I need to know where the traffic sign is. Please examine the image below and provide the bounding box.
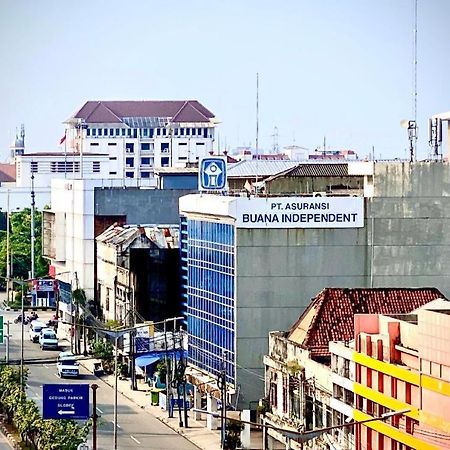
[43,384,90,420]
[77,443,90,450]
[199,157,227,191]
[0,316,3,344]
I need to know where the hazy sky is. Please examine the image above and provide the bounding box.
[0,0,449,161]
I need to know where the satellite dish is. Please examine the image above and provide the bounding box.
[400,119,409,129]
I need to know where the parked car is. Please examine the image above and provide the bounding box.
[39,328,59,350]
[57,351,80,378]
[29,321,47,343]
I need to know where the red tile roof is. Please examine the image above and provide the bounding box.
[71,100,215,124]
[0,163,16,182]
[288,287,446,358]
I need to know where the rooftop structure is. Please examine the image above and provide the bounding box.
[288,287,445,359]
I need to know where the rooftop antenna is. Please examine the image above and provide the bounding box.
[399,0,418,163]
[255,73,259,189]
[271,126,279,154]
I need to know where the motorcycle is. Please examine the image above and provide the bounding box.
[14,314,29,325]
[29,312,39,321]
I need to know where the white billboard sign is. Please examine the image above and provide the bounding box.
[235,197,364,229]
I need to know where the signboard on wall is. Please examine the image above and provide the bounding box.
[32,279,58,292]
[198,157,227,191]
[235,197,364,229]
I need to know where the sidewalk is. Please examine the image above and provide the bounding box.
[78,357,223,450]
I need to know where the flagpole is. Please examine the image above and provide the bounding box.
[64,130,67,179]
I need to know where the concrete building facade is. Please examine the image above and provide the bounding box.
[180,161,450,410]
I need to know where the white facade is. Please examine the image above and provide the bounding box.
[65,122,214,182]
[15,153,113,188]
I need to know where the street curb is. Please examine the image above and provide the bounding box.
[0,415,22,450]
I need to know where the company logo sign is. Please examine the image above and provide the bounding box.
[235,197,364,229]
[199,157,227,191]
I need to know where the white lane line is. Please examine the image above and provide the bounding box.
[53,374,59,379]
[111,421,121,429]
[96,407,103,414]
[130,435,141,444]
[43,364,49,369]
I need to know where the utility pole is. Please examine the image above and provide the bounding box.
[5,320,10,364]
[113,334,119,450]
[30,162,35,280]
[218,351,228,449]
[20,284,24,390]
[6,189,10,306]
[91,383,99,450]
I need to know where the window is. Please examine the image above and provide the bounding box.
[203,128,208,138]
[174,128,179,136]
[149,128,154,138]
[109,171,117,175]
[31,162,38,173]
[93,162,100,173]
[162,128,167,136]
[87,129,91,136]
[191,128,196,136]
[161,157,169,167]
[186,128,190,136]
[179,142,187,146]
[126,157,134,168]
[161,143,170,153]
[126,143,134,153]
[141,172,151,178]
[180,128,185,136]
[108,142,117,146]
[127,129,132,137]
[142,128,148,137]
[92,128,97,136]
[141,143,150,151]
[157,128,161,136]
[133,129,138,138]
[179,156,187,160]
[121,129,126,136]
[104,128,108,136]
[98,129,103,136]
[115,129,120,136]
[50,161,80,173]
[90,142,99,146]
[126,172,134,178]
[141,157,153,166]
[196,142,205,146]
[197,128,202,135]
[109,128,114,136]
[109,157,117,160]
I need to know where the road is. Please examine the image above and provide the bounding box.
[1,308,200,450]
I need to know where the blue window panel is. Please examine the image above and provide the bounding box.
[86,128,91,136]
[182,218,236,383]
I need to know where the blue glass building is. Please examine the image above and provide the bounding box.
[181,217,235,384]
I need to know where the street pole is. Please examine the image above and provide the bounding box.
[5,320,9,364]
[30,166,35,280]
[6,189,10,306]
[91,383,98,450]
[113,334,118,450]
[20,284,24,390]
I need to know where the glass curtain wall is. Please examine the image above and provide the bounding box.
[181,217,235,383]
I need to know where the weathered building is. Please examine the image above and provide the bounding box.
[262,288,446,449]
[96,224,179,324]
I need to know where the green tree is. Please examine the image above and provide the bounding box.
[0,208,48,281]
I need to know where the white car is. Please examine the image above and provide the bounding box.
[29,321,46,343]
[39,328,59,350]
[57,351,80,378]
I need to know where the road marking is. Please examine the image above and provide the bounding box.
[53,374,59,379]
[130,435,141,444]
[96,407,103,414]
[43,364,49,369]
[111,421,121,429]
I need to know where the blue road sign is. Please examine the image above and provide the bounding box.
[199,157,227,191]
[43,384,90,420]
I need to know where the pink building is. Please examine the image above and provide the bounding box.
[354,302,450,450]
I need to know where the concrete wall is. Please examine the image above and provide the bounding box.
[234,161,450,405]
[94,188,195,225]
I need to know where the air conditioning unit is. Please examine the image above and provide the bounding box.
[313,192,326,197]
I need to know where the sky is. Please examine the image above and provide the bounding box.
[0,0,449,161]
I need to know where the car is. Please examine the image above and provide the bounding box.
[39,328,59,350]
[57,351,80,378]
[29,321,47,343]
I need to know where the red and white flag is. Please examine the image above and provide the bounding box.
[59,133,66,145]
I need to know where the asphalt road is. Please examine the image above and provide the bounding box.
[1,308,200,450]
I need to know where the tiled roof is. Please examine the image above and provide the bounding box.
[70,100,215,124]
[287,163,348,177]
[0,163,16,182]
[288,287,446,358]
